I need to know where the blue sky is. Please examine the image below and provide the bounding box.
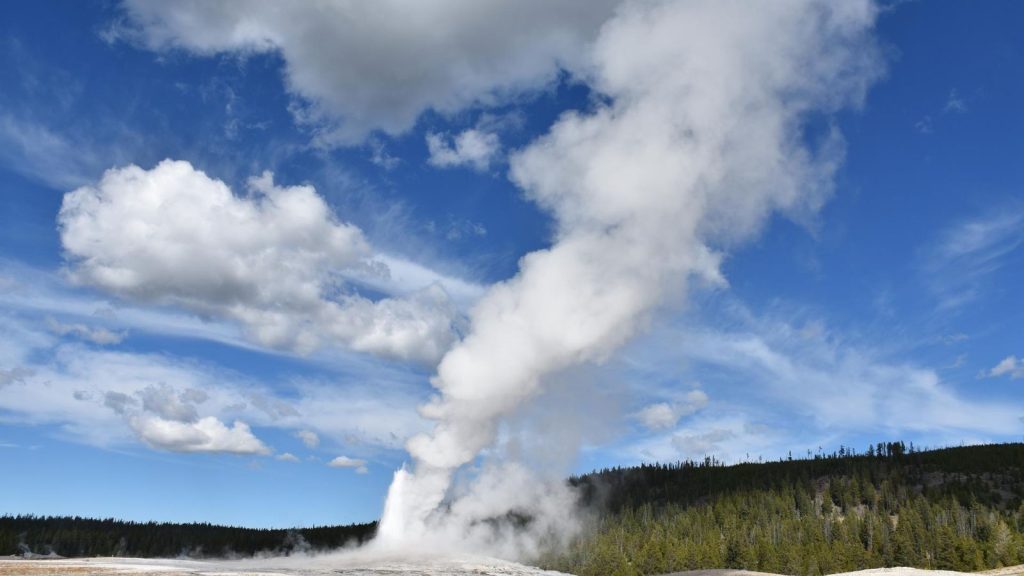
[0,1,1022,529]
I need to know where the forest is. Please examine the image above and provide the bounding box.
[3,441,1023,576]
[540,442,1024,575]
[0,515,376,558]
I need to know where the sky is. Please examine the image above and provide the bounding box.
[0,0,1022,530]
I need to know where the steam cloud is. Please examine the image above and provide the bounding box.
[375,0,881,557]
[101,0,885,560]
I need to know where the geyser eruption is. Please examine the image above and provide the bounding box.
[377,0,882,555]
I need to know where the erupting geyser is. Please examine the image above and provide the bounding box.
[375,0,882,557]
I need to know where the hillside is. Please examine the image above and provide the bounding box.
[539,442,1024,576]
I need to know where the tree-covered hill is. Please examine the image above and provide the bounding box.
[540,442,1024,576]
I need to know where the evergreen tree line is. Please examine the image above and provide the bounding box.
[539,442,1024,576]
[0,515,376,558]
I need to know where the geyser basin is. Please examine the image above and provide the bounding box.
[0,553,571,576]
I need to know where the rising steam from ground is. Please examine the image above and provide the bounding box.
[375,0,882,558]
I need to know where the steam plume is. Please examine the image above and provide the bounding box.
[377,0,882,556]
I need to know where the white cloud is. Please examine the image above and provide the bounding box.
[2,258,476,367]
[0,311,431,455]
[915,89,968,136]
[384,0,884,549]
[923,204,1024,309]
[1,260,269,356]
[276,452,300,463]
[135,383,204,422]
[988,355,1024,379]
[914,115,933,134]
[0,115,101,190]
[369,140,400,170]
[296,429,319,448]
[641,300,1024,441]
[426,129,500,172]
[95,379,269,455]
[127,414,269,455]
[615,300,1024,464]
[0,367,33,388]
[345,253,485,310]
[626,413,789,464]
[672,428,735,456]
[289,378,428,452]
[443,219,487,242]
[944,88,967,113]
[328,455,368,474]
[58,159,459,363]
[636,390,709,431]
[117,0,620,144]
[46,316,125,345]
[637,403,674,431]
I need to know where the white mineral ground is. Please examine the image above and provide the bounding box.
[2,556,1022,576]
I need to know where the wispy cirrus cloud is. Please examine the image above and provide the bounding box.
[45,316,125,345]
[613,295,1023,464]
[0,115,106,190]
[0,306,431,457]
[922,203,1024,309]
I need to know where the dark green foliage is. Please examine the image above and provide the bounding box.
[0,515,376,558]
[541,442,1024,576]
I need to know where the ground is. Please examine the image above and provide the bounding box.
[2,559,1023,576]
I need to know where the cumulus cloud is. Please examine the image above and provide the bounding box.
[637,390,709,431]
[59,159,459,363]
[116,0,619,144]
[988,355,1024,379]
[276,452,300,463]
[136,383,203,422]
[128,415,269,455]
[46,317,125,345]
[103,390,136,415]
[328,455,368,474]
[380,0,883,552]
[99,381,269,455]
[296,429,319,448]
[426,129,500,172]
